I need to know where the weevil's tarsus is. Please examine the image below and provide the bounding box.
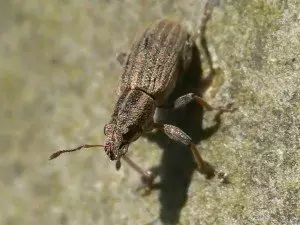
[137,170,160,196]
[116,52,127,65]
[190,143,215,179]
[122,155,158,195]
[49,144,104,160]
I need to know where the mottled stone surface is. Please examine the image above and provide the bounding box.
[1,0,299,224]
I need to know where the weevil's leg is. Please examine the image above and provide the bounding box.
[200,1,214,75]
[192,1,218,90]
[122,155,156,184]
[116,52,127,65]
[200,107,228,140]
[160,93,235,112]
[154,123,226,180]
[122,155,159,196]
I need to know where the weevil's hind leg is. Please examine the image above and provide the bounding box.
[116,52,127,65]
[154,123,227,182]
[122,155,159,196]
[159,92,235,113]
[192,1,218,91]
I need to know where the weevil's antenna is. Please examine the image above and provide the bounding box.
[49,144,104,160]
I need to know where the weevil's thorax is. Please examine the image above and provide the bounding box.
[103,89,156,160]
[113,89,156,134]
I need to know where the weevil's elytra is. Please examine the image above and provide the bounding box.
[50,2,235,192]
[119,19,193,103]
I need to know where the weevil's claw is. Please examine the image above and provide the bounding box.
[196,161,215,179]
[220,102,238,113]
[135,171,157,196]
[136,185,152,196]
[116,52,127,65]
[213,103,237,123]
[196,162,229,184]
[215,170,230,184]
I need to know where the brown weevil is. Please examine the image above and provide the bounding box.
[50,1,235,190]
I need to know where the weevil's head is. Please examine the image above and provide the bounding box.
[103,123,129,161]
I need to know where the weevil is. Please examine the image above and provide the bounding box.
[50,2,234,190]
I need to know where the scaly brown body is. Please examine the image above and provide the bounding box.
[50,2,235,192]
[104,19,196,161]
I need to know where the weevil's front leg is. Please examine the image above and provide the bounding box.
[116,52,127,65]
[122,155,158,196]
[154,123,226,181]
[161,92,235,112]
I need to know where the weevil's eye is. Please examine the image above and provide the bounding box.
[104,123,114,135]
[103,124,108,135]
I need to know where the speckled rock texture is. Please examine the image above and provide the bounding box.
[1,1,299,225]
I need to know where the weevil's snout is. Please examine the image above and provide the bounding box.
[104,141,119,160]
[103,124,128,161]
[104,138,128,161]
[103,134,122,160]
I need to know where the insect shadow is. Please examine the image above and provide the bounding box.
[143,43,222,225]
